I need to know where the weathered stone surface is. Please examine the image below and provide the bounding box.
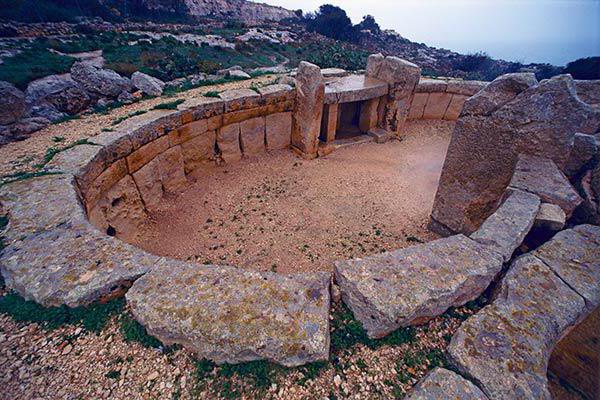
[257,84,294,105]
[158,145,187,194]
[85,158,128,210]
[565,132,597,177]
[0,81,26,125]
[334,235,503,338]
[443,94,468,121]
[446,80,488,96]
[46,144,100,175]
[132,157,163,210]
[415,78,448,93]
[0,175,158,307]
[324,75,388,104]
[131,71,165,97]
[534,203,566,231]
[321,68,348,78]
[126,135,169,173]
[367,128,391,143]
[408,93,428,120]
[71,62,132,98]
[448,254,587,400]
[219,89,260,113]
[25,74,90,115]
[575,79,600,105]
[422,93,452,119]
[461,73,538,117]
[368,56,420,134]
[126,262,331,367]
[217,123,242,162]
[169,119,209,146]
[432,74,600,234]
[265,112,291,150]
[406,368,489,400]
[534,224,600,309]
[240,116,265,156]
[321,103,338,143]
[470,189,540,262]
[180,130,216,174]
[509,154,582,217]
[359,97,380,132]
[228,69,251,79]
[292,62,324,158]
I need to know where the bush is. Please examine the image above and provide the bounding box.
[563,57,600,80]
[305,5,359,42]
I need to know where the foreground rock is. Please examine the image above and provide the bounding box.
[25,74,90,115]
[449,225,600,399]
[126,263,330,367]
[0,81,26,125]
[508,154,582,217]
[431,74,600,234]
[406,368,488,400]
[470,189,540,261]
[334,235,503,338]
[131,71,165,97]
[71,62,132,98]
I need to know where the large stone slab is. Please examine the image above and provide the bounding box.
[534,224,600,309]
[448,254,587,399]
[324,75,388,104]
[431,74,600,234]
[406,368,489,400]
[126,262,330,367]
[291,61,323,158]
[470,189,540,261]
[509,154,582,217]
[334,235,503,338]
[265,112,291,150]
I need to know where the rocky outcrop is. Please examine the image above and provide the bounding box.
[405,368,489,400]
[131,71,165,97]
[71,62,132,98]
[291,61,323,158]
[126,262,330,367]
[25,74,91,115]
[0,81,26,125]
[431,74,600,234]
[334,234,503,339]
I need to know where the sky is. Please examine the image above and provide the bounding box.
[258,0,600,66]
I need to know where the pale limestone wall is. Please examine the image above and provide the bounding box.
[407,78,488,121]
[77,84,295,233]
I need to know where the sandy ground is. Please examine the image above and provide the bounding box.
[130,120,452,273]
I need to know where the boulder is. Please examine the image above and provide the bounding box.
[461,73,538,116]
[405,368,489,400]
[25,74,90,115]
[291,61,323,158]
[565,132,598,177]
[131,71,165,97]
[29,104,66,122]
[534,203,566,231]
[575,79,600,105]
[431,74,600,234]
[448,254,587,399]
[0,117,50,144]
[334,234,503,338]
[126,262,331,367]
[509,154,582,217]
[228,69,251,79]
[0,81,26,125]
[470,189,540,262]
[71,62,132,98]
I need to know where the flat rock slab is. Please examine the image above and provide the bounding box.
[324,75,388,104]
[448,254,587,399]
[334,235,503,339]
[406,368,489,400]
[126,263,331,367]
[534,224,600,310]
[534,203,566,231]
[470,189,540,261]
[509,154,582,217]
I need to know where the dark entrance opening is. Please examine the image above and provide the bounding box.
[336,101,363,139]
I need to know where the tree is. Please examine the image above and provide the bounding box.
[563,57,600,80]
[356,15,380,34]
[305,4,358,42]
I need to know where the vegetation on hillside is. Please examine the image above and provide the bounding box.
[563,57,600,80]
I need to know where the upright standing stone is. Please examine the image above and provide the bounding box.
[431,74,600,234]
[366,54,421,135]
[292,62,324,158]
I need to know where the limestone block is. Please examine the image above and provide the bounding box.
[359,97,380,132]
[181,130,216,174]
[132,157,163,210]
[334,234,503,338]
[158,145,187,194]
[126,135,169,174]
[446,80,488,96]
[219,88,261,112]
[422,93,452,119]
[240,116,266,156]
[443,94,469,120]
[534,203,566,231]
[222,101,294,125]
[408,93,428,120]
[565,132,598,178]
[575,79,600,105]
[321,103,338,143]
[126,262,331,367]
[217,123,242,163]
[405,368,489,400]
[415,78,448,93]
[85,158,128,211]
[169,119,208,146]
[292,61,324,158]
[265,112,292,150]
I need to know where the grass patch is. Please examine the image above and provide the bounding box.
[204,91,221,98]
[119,313,162,348]
[34,138,95,169]
[105,370,121,379]
[0,293,124,333]
[0,170,62,189]
[111,109,148,126]
[151,99,185,110]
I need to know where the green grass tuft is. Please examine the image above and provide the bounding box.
[111,110,148,126]
[119,313,162,348]
[203,91,221,98]
[151,99,185,110]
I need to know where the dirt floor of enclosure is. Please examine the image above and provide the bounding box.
[129,120,453,273]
